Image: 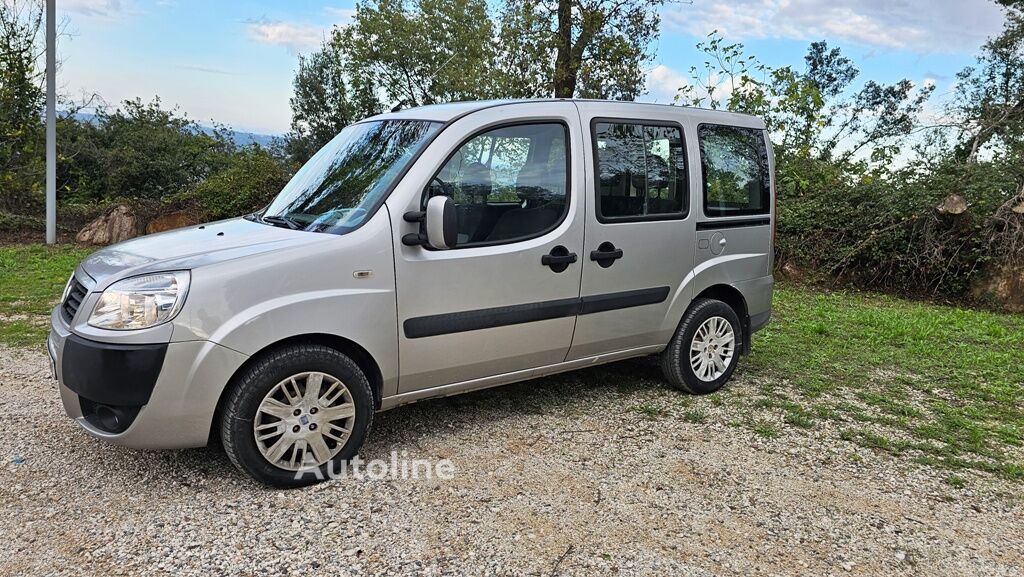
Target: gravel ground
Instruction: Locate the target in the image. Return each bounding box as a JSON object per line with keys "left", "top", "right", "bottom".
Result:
{"left": 2, "top": 345, "right": 1022, "bottom": 577}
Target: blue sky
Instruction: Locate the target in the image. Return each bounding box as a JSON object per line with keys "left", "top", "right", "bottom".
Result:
{"left": 57, "top": 0, "right": 1009, "bottom": 135}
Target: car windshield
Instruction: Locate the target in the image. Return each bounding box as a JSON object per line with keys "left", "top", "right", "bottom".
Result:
{"left": 261, "top": 120, "right": 440, "bottom": 234}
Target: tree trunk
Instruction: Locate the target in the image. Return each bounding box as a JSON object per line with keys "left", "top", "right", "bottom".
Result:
{"left": 553, "top": 0, "right": 574, "bottom": 98}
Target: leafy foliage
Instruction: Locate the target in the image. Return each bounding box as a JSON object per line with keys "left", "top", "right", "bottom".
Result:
{"left": 0, "top": 0, "right": 44, "bottom": 213}
{"left": 285, "top": 0, "right": 672, "bottom": 160}
{"left": 680, "top": 23, "right": 1024, "bottom": 298}
{"left": 58, "top": 98, "right": 235, "bottom": 204}
{"left": 170, "top": 146, "right": 294, "bottom": 220}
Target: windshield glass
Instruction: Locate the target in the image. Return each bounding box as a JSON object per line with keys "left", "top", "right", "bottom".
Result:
{"left": 262, "top": 120, "right": 440, "bottom": 234}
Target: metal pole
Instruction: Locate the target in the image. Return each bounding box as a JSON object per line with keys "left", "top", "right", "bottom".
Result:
{"left": 45, "top": 0, "right": 56, "bottom": 244}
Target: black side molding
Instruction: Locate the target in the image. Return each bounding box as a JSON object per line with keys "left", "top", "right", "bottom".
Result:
{"left": 696, "top": 217, "right": 771, "bottom": 231}
{"left": 579, "top": 286, "right": 670, "bottom": 315}
{"left": 403, "top": 287, "right": 670, "bottom": 339}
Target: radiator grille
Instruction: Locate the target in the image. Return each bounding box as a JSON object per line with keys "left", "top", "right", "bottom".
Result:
{"left": 60, "top": 278, "right": 88, "bottom": 324}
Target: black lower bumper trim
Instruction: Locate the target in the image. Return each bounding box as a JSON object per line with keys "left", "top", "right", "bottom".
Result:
{"left": 62, "top": 334, "right": 167, "bottom": 406}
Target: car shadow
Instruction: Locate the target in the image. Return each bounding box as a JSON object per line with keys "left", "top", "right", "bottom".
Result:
{"left": 65, "top": 356, "right": 668, "bottom": 489}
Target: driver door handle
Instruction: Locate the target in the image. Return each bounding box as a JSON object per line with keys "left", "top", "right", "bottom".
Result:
{"left": 541, "top": 245, "right": 577, "bottom": 273}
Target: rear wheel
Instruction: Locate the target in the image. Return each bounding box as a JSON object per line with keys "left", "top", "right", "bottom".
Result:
{"left": 220, "top": 344, "right": 374, "bottom": 488}
{"left": 660, "top": 298, "right": 742, "bottom": 394}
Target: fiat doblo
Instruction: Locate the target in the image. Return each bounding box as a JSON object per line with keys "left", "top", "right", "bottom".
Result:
{"left": 49, "top": 100, "right": 775, "bottom": 486}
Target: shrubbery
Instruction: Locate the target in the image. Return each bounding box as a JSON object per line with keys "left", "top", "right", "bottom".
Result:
{"left": 680, "top": 18, "right": 1024, "bottom": 301}
{"left": 169, "top": 146, "right": 294, "bottom": 220}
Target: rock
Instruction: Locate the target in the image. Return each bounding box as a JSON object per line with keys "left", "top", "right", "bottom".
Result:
{"left": 779, "top": 262, "right": 804, "bottom": 280}
{"left": 1013, "top": 201, "right": 1024, "bottom": 214}
{"left": 75, "top": 204, "right": 138, "bottom": 245}
{"left": 971, "top": 264, "right": 1024, "bottom": 312}
{"left": 145, "top": 211, "right": 198, "bottom": 235}
{"left": 936, "top": 194, "right": 968, "bottom": 215}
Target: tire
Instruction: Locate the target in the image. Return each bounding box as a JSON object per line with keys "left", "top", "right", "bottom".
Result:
{"left": 660, "top": 298, "right": 743, "bottom": 395}
{"left": 220, "top": 344, "right": 374, "bottom": 488}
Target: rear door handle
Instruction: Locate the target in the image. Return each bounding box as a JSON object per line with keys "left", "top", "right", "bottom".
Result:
{"left": 590, "top": 241, "right": 623, "bottom": 268}
{"left": 541, "top": 245, "right": 577, "bottom": 273}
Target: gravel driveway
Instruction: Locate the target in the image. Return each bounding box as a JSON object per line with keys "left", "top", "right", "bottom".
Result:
{"left": 2, "top": 345, "right": 1022, "bottom": 576}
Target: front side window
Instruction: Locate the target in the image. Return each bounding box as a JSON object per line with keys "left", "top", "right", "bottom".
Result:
{"left": 426, "top": 123, "right": 569, "bottom": 246}
{"left": 262, "top": 120, "right": 439, "bottom": 234}
{"left": 593, "top": 121, "right": 687, "bottom": 220}
{"left": 698, "top": 124, "right": 770, "bottom": 217}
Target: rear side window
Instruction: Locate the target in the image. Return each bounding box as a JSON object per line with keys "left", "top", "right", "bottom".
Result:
{"left": 426, "top": 123, "right": 569, "bottom": 246}
{"left": 593, "top": 121, "right": 687, "bottom": 221}
{"left": 698, "top": 125, "right": 770, "bottom": 217}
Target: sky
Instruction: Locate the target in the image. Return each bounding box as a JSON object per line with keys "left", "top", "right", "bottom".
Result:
{"left": 54, "top": 0, "right": 1010, "bottom": 135}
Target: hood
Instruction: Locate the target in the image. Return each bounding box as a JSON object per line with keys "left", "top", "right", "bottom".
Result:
{"left": 80, "top": 217, "right": 330, "bottom": 285}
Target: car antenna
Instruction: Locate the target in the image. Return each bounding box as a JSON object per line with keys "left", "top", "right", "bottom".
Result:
{"left": 389, "top": 53, "right": 459, "bottom": 114}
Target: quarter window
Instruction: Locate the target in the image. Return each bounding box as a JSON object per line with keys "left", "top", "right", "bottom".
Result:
{"left": 427, "top": 123, "right": 569, "bottom": 246}
{"left": 698, "top": 125, "right": 770, "bottom": 217}
{"left": 593, "top": 121, "right": 687, "bottom": 220}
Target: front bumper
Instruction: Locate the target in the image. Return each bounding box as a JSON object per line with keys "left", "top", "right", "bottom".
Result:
{"left": 49, "top": 308, "right": 249, "bottom": 449}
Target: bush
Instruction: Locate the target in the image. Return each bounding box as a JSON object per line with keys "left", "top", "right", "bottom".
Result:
{"left": 170, "top": 146, "right": 295, "bottom": 220}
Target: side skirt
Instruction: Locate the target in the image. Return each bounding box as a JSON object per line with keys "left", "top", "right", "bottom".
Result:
{"left": 378, "top": 344, "right": 665, "bottom": 411}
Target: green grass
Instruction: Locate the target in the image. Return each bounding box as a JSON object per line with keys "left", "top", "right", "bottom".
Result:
{"left": 1, "top": 244, "right": 1022, "bottom": 481}
{"left": 743, "top": 284, "right": 1024, "bottom": 480}
{"left": 0, "top": 244, "right": 94, "bottom": 346}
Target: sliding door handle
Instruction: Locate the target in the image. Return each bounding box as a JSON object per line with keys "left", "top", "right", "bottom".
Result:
{"left": 590, "top": 242, "right": 623, "bottom": 268}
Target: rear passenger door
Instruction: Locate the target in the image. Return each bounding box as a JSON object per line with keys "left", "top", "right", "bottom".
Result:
{"left": 693, "top": 124, "right": 773, "bottom": 280}
{"left": 567, "top": 105, "right": 695, "bottom": 360}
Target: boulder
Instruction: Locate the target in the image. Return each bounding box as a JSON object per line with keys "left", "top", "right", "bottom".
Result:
{"left": 971, "top": 265, "right": 1024, "bottom": 313}
{"left": 779, "top": 261, "right": 805, "bottom": 281}
{"left": 145, "top": 211, "right": 198, "bottom": 234}
{"left": 75, "top": 205, "right": 138, "bottom": 245}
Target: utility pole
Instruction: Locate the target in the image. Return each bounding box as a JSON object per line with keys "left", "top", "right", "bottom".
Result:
{"left": 45, "top": 0, "right": 56, "bottom": 244}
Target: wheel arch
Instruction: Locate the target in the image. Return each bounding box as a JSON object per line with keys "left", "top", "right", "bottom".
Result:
{"left": 211, "top": 333, "right": 384, "bottom": 442}
{"left": 694, "top": 284, "right": 750, "bottom": 354}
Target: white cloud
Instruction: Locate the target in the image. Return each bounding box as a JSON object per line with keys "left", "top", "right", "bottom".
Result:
{"left": 665, "top": 0, "right": 1007, "bottom": 53}
{"left": 61, "top": 0, "right": 126, "bottom": 18}
{"left": 245, "top": 9, "right": 356, "bottom": 55}
{"left": 325, "top": 7, "right": 356, "bottom": 25}
{"left": 246, "top": 18, "right": 326, "bottom": 55}
{"left": 645, "top": 64, "right": 689, "bottom": 103}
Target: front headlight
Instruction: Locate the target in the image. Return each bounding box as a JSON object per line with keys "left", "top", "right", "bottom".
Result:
{"left": 88, "top": 271, "right": 191, "bottom": 330}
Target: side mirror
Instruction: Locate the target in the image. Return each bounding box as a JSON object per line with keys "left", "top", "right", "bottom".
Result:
{"left": 424, "top": 195, "right": 457, "bottom": 250}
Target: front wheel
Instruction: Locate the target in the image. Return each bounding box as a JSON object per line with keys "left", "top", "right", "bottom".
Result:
{"left": 660, "top": 298, "right": 742, "bottom": 394}
{"left": 220, "top": 344, "right": 374, "bottom": 488}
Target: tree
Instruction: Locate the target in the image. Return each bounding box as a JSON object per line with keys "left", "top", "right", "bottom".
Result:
{"left": 347, "top": 0, "right": 498, "bottom": 107}
{"left": 949, "top": 7, "right": 1024, "bottom": 163}
{"left": 286, "top": 30, "right": 381, "bottom": 162}
{"left": 286, "top": 0, "right": 674, "bottom": 158}
{"left": 0, "top": 0, "right": 44, "bottom": 213}
{"left": 678, "top": 33, "right": 933, "bottom": 168}
{"left": 548, "top": 0, "right": 664, "bottom": 99}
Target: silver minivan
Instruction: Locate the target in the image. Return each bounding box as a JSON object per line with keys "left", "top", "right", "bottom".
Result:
{"left": 49, "top": 100, "right": 775, "bottom": 486}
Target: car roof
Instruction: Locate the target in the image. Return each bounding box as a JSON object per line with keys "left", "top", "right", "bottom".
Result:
{"left": 369, "top": 99, "right": 765, "bottom": 127}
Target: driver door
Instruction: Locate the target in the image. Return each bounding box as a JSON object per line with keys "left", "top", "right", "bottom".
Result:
{"left": 387, "top": 103, "right": 585, "bottom": 392}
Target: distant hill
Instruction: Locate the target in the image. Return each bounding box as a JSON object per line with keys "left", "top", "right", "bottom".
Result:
{"left": 68, "top": 112, "right": 281, "bottom": 149}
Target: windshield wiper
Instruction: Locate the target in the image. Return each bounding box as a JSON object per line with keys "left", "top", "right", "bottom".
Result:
{"left": 260, "top": 214, "right": 302, "bottom": 230}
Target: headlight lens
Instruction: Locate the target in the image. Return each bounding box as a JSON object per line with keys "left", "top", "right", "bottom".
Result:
{"left": 88, "top": 271, "right": 190, "bottom": 330}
